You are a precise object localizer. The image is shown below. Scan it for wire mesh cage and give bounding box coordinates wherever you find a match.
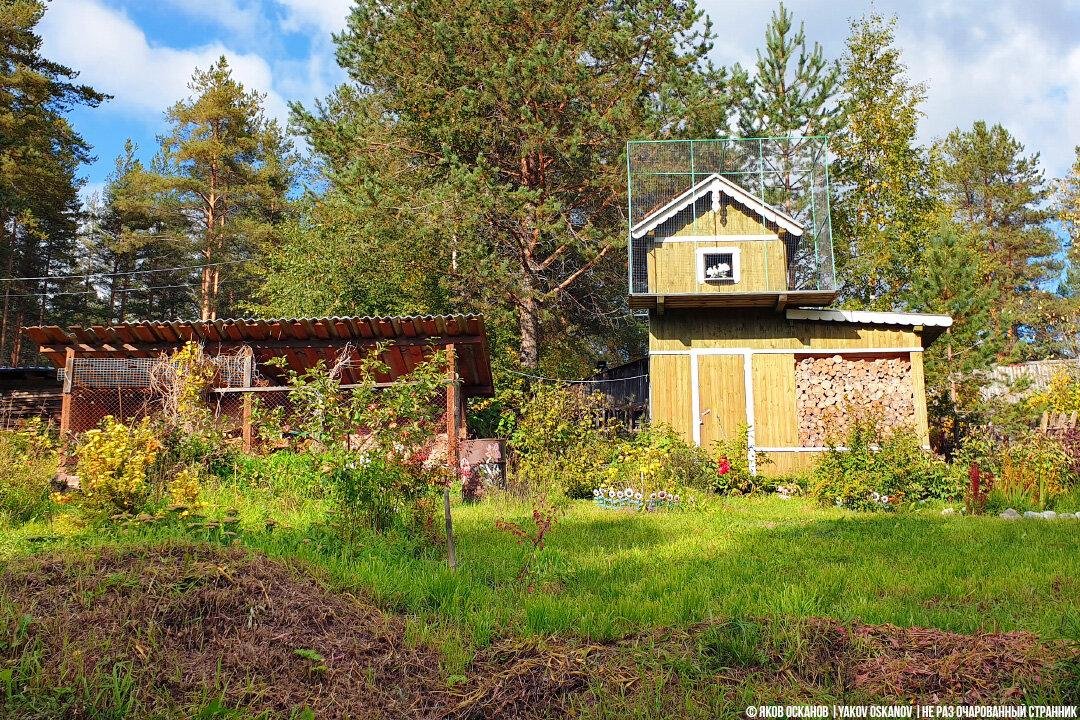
[627,137,835,297]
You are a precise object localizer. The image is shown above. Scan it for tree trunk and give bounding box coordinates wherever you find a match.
[517,293,540,370]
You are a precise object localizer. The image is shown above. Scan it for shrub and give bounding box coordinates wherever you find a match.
[276,347,448,540]
[810,419,952,511]
[1026,369,1080,415]
[510,383,620,498]
[75,416,162,513]
[998,431,1071,510]
[167,464,204,509]
[710,425,769,495]
[0,420,57,524]
[604,424,714,496]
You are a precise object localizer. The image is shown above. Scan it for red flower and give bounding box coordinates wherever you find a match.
[717,457,731,475]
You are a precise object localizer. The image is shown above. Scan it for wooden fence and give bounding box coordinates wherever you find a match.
[1039,411,1078,433]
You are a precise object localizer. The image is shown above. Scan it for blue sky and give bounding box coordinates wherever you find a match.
[37,0,1080,200]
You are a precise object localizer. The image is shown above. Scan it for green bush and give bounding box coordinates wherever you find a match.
[810,419,952,511]
[510,383,621,498]
[710,425,765,495]
[603,423,715,496]
[0,421,57,524]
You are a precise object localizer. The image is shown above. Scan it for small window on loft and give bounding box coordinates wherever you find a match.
[697,247,741,284]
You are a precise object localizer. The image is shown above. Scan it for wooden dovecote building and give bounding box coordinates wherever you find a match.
[627,139,951,475]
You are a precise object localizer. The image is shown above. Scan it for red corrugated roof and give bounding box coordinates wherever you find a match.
[22,315,493,396]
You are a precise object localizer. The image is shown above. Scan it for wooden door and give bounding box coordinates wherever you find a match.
[696,354,747,450]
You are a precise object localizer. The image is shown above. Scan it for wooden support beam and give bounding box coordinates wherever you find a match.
[241,348,254,453]
[59,347,74,437]
[775,293,789,312]
[443,343,459,571]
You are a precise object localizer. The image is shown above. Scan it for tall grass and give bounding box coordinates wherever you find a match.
[3,483,1078,649]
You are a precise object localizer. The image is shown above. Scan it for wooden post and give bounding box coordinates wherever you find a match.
[241,348,254,453]
[59,347,74,436]
[443,343,459,570]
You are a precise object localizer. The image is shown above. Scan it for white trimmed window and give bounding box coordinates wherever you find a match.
[696,247,741,284]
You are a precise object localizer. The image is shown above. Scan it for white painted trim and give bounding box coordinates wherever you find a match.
[757,446,835,453]
[696,247,742,284]
[649,347,924,356]
[630,173,805,239]
[690,353,701,446]
[653,234,778,244]
[758,445,932,453]
[742,349,756,475]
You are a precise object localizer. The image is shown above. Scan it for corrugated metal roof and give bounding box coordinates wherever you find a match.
[21,315,493,396]
[785,309,953,346]
[786,309,952,327]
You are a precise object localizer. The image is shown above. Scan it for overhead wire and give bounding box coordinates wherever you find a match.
[0,258,248,283]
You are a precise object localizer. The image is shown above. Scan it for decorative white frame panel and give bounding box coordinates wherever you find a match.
[696,247,741,284]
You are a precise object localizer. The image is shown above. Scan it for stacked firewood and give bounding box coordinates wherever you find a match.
[795,355,914,446]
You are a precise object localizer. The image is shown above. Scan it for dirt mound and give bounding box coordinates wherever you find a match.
[0,543,446,719]
[850,623,1063,703]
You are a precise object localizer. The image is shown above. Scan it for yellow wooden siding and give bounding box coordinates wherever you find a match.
[661,200,772,237]
[697,354,746,449]
[646,239,788,294]
[759,451,823,476]
[649,354,693,442]
[751,354,799,447]
[649,314,921,352]
[910,351,930,446]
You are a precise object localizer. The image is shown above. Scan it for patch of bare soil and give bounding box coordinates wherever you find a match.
[1,544,1075,719]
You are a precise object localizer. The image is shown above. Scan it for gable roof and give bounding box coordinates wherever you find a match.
[631,173,805,239]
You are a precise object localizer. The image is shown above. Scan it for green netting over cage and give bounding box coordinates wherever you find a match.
[627,137,835,297]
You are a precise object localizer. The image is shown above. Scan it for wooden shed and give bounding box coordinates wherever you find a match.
[21,316,494,461]
[628,158,952,476]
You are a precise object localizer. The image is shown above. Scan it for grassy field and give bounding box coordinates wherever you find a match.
[2,480,1079,717]
[3,483,1079,652]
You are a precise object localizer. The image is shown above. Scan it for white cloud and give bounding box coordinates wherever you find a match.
[273,0,352,35]
[697,0,1080,177]
[157,0,268,40]
[39,0,289,123]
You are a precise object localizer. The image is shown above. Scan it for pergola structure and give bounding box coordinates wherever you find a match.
[22,315,494,463]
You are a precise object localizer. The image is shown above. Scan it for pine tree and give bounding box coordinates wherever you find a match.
[731,3,842,288]
[79,141,194,322]
[733,3,843,140]
[906,218,1004,405]
[936,121,1062,358]
[296,0,725,369]
[0,0,107,361]
[1054,145,1080,355]
[152,57,296,320]
[832,14,934,310]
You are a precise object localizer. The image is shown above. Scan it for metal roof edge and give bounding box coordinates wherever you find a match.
[785,309,953,328]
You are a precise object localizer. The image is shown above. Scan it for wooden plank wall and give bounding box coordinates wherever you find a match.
[648,312,932,477]
[647,240,788,294]
[697,354,746,447]
[650,313,921,352]
[648,354,693,440]
[909,351,930,446]
[751,354,799,447]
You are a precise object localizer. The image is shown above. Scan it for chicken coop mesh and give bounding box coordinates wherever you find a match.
[63,355,456,456]
[627,137,835,296]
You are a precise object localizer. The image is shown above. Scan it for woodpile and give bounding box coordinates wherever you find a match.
[796,355,914,446]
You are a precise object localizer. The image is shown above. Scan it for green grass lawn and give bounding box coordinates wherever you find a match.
[3,484,1079,654]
